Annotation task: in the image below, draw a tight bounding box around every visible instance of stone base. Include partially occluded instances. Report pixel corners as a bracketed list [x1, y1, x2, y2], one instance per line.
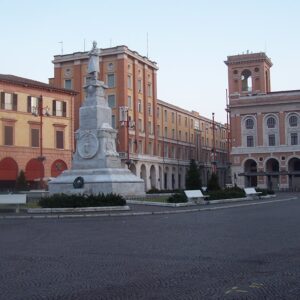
[48, 168, 145, 197]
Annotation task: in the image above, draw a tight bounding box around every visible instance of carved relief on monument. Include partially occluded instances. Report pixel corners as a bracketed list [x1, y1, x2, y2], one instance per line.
[77, 131, 99, 159]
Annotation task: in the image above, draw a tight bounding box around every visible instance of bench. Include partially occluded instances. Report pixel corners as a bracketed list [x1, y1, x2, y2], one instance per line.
[184, 190, 209, 204]
[244, 188, 262, 199]
[0, 194, 27, 213]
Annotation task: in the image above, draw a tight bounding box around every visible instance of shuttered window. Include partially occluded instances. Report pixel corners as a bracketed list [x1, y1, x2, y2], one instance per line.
[4, 126, 13, 145]
[56, 131, 64, 149]
[31, 128, 39, 147]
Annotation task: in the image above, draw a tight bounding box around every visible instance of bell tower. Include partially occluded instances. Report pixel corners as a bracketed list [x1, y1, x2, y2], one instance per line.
[224, 52, 272, 99]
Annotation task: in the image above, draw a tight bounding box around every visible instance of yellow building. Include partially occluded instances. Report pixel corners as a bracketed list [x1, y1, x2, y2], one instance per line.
[0, 75, 76, 190]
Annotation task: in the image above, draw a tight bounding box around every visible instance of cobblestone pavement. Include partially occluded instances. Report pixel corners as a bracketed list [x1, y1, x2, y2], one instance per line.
[0, 194, 300, 299]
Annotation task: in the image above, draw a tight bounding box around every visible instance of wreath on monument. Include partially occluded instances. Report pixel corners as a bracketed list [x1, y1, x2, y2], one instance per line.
[73, 176, 84, 189]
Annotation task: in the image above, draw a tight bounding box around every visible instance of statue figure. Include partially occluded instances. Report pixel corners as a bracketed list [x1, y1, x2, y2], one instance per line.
[87, 41, 100, 77]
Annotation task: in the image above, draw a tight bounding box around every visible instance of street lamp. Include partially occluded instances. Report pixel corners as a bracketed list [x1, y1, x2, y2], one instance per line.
[32, 95, 50, 189]
[211, 112, 217, 173]
[119, 106, 135, 168]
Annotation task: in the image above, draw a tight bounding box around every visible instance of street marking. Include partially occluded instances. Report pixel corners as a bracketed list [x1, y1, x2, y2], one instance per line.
[249, 282, 264, 289]
[225, 286, 248, 294]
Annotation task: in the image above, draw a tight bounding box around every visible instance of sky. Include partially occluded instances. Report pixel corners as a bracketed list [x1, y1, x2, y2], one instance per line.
[1, 0, 300, 123]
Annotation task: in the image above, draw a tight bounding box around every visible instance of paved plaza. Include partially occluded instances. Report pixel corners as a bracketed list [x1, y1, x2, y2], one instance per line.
[1, 194, 300, 299]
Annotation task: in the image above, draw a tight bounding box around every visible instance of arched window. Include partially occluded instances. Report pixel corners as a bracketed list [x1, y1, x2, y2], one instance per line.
[241, 69, 252, 92]
[289, 115, 298, 127]
[267, 117, 276, 128]
[245, 118, 254, 129]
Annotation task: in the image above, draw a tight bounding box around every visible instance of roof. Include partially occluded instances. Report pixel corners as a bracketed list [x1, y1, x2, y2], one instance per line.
[0, 74, 77, 95]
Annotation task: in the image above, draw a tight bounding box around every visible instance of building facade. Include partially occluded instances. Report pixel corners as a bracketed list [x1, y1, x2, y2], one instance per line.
[225, 52, 300, 191]
[51, 45, 229, 190]
[0, 75, 76, 190]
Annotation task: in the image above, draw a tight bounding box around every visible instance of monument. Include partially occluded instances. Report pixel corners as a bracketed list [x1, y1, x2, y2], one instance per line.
[49, 42, 145, 196]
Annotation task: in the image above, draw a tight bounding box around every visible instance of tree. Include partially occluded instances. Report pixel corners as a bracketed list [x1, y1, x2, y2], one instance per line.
[185, 159, 201, 190]
[207, 172, 221, 191]
[15, 170, 28, 191]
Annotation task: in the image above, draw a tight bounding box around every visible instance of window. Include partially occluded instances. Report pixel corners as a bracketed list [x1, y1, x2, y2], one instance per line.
[127, 75, 132, 89]
[137, 79, 142, 93]
[157, 125, 160, 136]
[56, 130, 64, 149]
[138, 140, 143, 154]
[241, 69, 252, 92]
[172, 112, 175, 123]
[31, 128, 40, 148]
[267, 117, 276, 128]
[147, 83, 152, 97]
[157, 107, 160, 117]
[245, 118, 254, 129]
[291, 133, 298, 145]
[138, 99, 142, 113]
[27, 96, 39, 113]
[108, 95, 116, 108]
[111, 115, 116, 129]
[247, 135, 254, 147]
[268, 134, 275, 146]
[185, 117, 188, 127]
[138, 119, 143, 132]
[179, 115, 181, 125]
[148, 121, 152, 134]
[179, 130, 182, 140]
[164, 144, 168, 157]
[148, 142, 153, 155]
[191, 119, 193, 128]
[53, 100, 66, 117]
[128, 96, 132, 108]
[64, 79, 72, 89]
[0, 92, 17, 111]
[4, 125, 13, 145]
[164, 126, 168, 137]
[164, 110, 167, 121]
[172, 128, 175, 139]
[185, 132, 188, 142]
[107, 74, 115, 88]
[289, 115, 298, 127]
[148, 103, 152, 116]
[171, 146, 175, 158]
[191, 134, 194, 142]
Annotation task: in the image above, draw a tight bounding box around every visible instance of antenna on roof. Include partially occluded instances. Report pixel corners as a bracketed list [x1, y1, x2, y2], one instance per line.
[146, 32, 149, 58]
[59, 41, 63, 55]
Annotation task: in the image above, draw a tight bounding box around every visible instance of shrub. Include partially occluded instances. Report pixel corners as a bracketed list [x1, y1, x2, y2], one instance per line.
[207, 173, 221, 191]
[207, 187, 245, 200]
[255, 188, 274, 196]
[15, 170, 29, 191]
[167, 192, 188, 203]
[185, 159, 201, 190]
[39, 193, 126, 208]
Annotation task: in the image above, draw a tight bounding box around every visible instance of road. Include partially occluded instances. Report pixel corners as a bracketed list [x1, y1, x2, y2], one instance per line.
[1, 195, 300, 299]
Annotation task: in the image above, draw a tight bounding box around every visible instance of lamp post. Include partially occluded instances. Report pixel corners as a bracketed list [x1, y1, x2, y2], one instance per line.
[212, 112, 217, 174]
[119, 106, 135, 168]
[32, 95, 50, 189]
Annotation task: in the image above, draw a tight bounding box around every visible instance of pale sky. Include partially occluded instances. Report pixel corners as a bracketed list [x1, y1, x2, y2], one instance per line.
[1, 0, 300, 123]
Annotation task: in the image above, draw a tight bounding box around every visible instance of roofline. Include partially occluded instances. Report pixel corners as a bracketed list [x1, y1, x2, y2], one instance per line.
[53, 45, 158, 70]
[0, 75, 78, 95]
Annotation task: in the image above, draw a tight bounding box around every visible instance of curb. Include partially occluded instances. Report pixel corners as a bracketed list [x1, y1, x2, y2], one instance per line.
[0, 197, 297, 220]
[27, 205, 130, 214]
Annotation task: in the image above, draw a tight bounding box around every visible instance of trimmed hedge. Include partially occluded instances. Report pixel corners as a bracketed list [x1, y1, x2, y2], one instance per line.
[39, 193, 126, 208]
[207, 186, 246, 200]
[167, 192, 188, 203]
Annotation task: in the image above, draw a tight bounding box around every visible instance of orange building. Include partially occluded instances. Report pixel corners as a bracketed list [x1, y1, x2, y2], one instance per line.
[0, 75, 76, 190]
[225, 52, 300, 190]
[51, 45, 229, 190]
